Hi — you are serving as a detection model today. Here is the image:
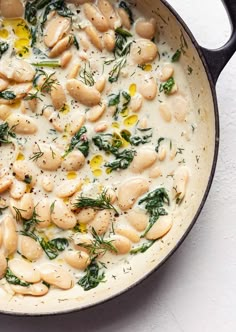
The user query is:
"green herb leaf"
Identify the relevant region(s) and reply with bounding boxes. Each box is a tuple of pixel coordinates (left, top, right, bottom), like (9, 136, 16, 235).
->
(155, 137, 165, 153)
(74, 191, 119, 215)
(0, 122, 16, 144)
(159, 77, 175, 95)
(0, 91, 16, 100)
(130, 240, 156, 254)
(48, 238, 69, 252)
(105, 149, 135, 172)
(5, 268, 31, 287)
(138, 188, 170, 237)
(32, 61, 61, 68)
(171, 49, 181, 62)
(0, 41, 9, 59)
(121, 128, 152, 146)
(78, 259, 105, 291)
(64, 126, 89, 157)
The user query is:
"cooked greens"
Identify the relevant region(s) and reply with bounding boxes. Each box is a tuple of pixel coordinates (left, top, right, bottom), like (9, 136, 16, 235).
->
(64, 126, 89, 157)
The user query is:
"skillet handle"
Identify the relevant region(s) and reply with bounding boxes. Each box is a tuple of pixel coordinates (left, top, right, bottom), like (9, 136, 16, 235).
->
(200, 0, 236, 84)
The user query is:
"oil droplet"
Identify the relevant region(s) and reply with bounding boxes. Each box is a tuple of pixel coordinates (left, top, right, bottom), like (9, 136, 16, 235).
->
(56, 258, 64, 264)
(124, 114, 138, 127)
(10, 101, 21, 109)
(90, 155, 103, 170)
(62, 134, 68, 140)
(59, 104, 70, 115)
(67, 171, 77, 180)
(129, 83, 137, 97)
(16, 152, 25, 161)
(63, 197, 69, 204)
(112, 122, 120, 129)
(106, 168, 112, 174)
(144, 64, 152, 71)
(92, 169, 102, 177)
(0, 29, 9, 39)
(78, 223, 87, 233)
(26, 184, 31, 193)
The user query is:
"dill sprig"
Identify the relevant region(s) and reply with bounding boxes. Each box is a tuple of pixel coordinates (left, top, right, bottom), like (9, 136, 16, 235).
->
(79, 63, 95, 86)
(29, 143, 44, 162)
(33, 69, 58, 94)
(130, 240, 156, 255)
(74, 190, 119, 216)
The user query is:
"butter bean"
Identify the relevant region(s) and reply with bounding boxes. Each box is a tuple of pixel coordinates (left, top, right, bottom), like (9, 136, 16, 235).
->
(118, 178, 149, 211)
(51, 199, 77, 229)
(66, 79, 101, 106)
(35, 198, 51, 229)
(76, 208, 96, 224)
(48, 34, 74, 58)
(10, 193, 34, 220)
(149, 166, 162, 179)
(60, 51, 73, 68)
(126, 210, 149, 232)
(41, 176, 54, 193)
(33, 143, 62, 171)
(89, 210, 111, 235)
(104, 30, 116, 52)
(95, 76, 106, 92)
(159, 64, 174, 82)
(131, 147, 157, 173)
(159, 103, 172, 122)
(73, 233, 93, 252)
(67, 113, 86, 135)
(50, 82, 66, 110)
(84, 26, 103, 51)
(11, 282, 49, 296)
(44, 14, 71, 48)
(62, 150, 85, 171)
(110, 235, 131, 255)
(65, 250, 90, 270)
(146, 215, 172, 240)
(56, 180, 81, 198)
(118, 8, 131, 30)
(139, 74, 157, 100)
(94, 121, 108, 132)
(173, 166, 189, 202)
(68, 63, 81, 79)
(0, 105, 11, 120)
(12, 160, 36, 185)
(2, 215, 18, 256)
(131, 39, 158, 65)
(135, 18, 156, 40)
(97, 0, 118, 29)
(0, 58, 35, 83)
(0, 176, 12, 194)
(40, 264, 74, 289)
(83, 3, 109, 32)
(0, 78, 9, 92)
(8, 258, 41, 283)
(0, 252, 7, 279)
(115, 227, 140, 243)
(87, 102, 106, 122)
(6, 114, 37, 135)
(0, 0, 23, 18)
(158, 147, 167, 161)
(19, 235, 43, 261)
(173, 96, 188, 122)
(129, 93, 143, 113)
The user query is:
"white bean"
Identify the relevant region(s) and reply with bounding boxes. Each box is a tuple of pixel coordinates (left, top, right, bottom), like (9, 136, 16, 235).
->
(159, 64, 174, 82)
(0, 78, 9, 92)
(56, 180, 81, 198)
(67, 113, 86, 136)
(62, 150, 85, 171)
(12, 160, 36, 185)
(50, 82, 67, 110)
(110, 235, 131, 255)
(104, 30, 116, 52)
(118, 177, 149, 211)
(115, 227, 140, 243)
(135, 18, 156, 40)
(97, 0, 117, 29)
(11, 282, 49, 296)
(173, 96, 188, 122)
(8, 259, 41, 283)
(129, 93, 143, 113)
(146, 215, 172, 240)
(44, 14, 71, 48)
(19, 235, 43, 261)
(65, 250, 90, 270)
(76, 208, 96, 224)
(89, 210, 111, 235)
(6, 114, 37, 135)
(51, 199, 77, 229)
(159, 103, 172, 122)
(131, 39, 158, 65)
(0, 0, 23, 18)
(94, 121, 108, 132)
(158, 147, 167, 161)
(139, 74, 157, 100)
(0, 252, 7, 279)
(83, 3, 109, 32)
(73, 233, 93, 252)
(68, 63, 81, 79)
(10, 179, 26, 199)
(0, 58, 35, 83)
(40, 264, 74, 289)
(84, 26, 103, 51)
(173, 166, 189, 202)
(118, 8, 131, 30)
(66, 79, 101, 106)
(10, 193, 34, 220)
(35, 198, 51, 229)
(87, 102, 106, 122)
(60, 51, 73, 68)
(33, 143, 62, 171)
(126, 210, 149, 232)
(2, 215, 18, 256)
(41, 175, 54, 193)
(95, 76, 106, 93)
(0, 176, 12, 194)
(48, 34, 74, 58)
(149, 166, 162, 179)
(0, 105, 11, 120)
(131, 147, 157, 173)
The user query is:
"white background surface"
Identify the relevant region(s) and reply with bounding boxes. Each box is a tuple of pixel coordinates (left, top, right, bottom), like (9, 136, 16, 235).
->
(1, 0, 236, 331)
